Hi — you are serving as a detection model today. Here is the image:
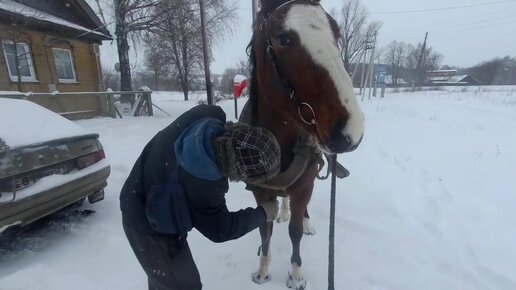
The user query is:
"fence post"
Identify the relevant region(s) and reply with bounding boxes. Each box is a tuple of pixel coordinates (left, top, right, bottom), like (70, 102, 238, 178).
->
(145, 91, 153, 116)
(108, 94, 116, 118)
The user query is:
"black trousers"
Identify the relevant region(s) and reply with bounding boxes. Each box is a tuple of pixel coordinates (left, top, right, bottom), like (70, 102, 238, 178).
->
(123, 222, 202, 290)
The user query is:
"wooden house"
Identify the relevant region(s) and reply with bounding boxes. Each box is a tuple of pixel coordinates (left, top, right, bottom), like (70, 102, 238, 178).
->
(0, 0, 113, 118)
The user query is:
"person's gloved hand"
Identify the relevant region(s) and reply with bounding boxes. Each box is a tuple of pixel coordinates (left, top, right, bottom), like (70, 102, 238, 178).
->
(259, 200, 279, 222)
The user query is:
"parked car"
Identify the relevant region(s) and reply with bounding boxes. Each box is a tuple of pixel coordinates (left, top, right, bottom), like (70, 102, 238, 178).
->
(0, 98, 110, 232)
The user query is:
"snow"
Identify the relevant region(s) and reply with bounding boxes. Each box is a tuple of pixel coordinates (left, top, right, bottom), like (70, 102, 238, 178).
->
(1, 88, 516, 289)
(0, 91, 23, 96)
(0, 0, 108, 38)
(234, 74, 247, 83)
(0, 98, 93, 149)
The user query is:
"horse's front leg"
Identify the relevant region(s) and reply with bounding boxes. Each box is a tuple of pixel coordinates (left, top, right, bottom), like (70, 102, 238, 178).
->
(252, 190, 275, 284)
(286, 174, 315, 289)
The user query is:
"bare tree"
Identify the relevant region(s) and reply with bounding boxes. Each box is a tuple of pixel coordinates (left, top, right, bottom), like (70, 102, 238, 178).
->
(237, 58, 251, 80)
(149, 0, 236, 101)
(113, 0, 159, 102)
(466, 56, 516, 85)
(334, 0, 381, 75)
(143, 34, 171, 90)
(407, 44, 443, 85)
(153, 0, 201, 100)
(92, 0, 109, 26)
(220, 67, 238, 95)
(384, 41, 408, 86)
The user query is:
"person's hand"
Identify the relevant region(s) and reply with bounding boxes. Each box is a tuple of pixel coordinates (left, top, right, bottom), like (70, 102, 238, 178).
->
(259, 200, 279, 222)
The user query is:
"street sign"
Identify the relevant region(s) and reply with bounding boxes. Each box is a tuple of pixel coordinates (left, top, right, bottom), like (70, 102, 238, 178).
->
(233, 75, 247, 99)
(233, 75, 247, 119)
(377, 64, 386, 84)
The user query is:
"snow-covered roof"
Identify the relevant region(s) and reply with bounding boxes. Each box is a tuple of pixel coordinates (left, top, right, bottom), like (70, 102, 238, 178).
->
(426, 70, 458, 74)
(0, 98, 93, 149)
(428, 76, 451, 81)
(0, 0, 110, 40)
(448, 75, 470, 83)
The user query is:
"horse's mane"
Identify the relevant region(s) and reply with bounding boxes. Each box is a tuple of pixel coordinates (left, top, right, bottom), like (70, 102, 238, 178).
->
(246, 26, 259, 125)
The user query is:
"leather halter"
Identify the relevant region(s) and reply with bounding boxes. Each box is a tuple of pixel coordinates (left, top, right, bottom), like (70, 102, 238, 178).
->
(260, 0, 319, 126)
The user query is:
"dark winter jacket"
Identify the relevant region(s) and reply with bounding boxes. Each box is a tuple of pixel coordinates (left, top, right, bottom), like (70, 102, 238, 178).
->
(120, 105, 266, 242)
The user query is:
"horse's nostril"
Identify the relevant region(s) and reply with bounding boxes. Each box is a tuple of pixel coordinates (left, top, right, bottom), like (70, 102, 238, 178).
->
(329, 119, 356, 153)
(329, 134, 353, 153)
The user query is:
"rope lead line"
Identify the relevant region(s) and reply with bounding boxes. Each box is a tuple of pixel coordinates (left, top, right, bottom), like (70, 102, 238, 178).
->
(328, 154, 337, 290)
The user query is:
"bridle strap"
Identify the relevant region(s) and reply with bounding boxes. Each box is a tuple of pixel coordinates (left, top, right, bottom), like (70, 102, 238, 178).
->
(260, 0, 298, 29)
(265, 39, 300, 107)
(261, 0, 320, 124)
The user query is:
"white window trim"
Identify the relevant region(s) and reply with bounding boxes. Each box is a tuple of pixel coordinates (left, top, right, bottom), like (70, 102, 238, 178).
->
(2, 40, 38, 82)
(52, 48, 78, 83)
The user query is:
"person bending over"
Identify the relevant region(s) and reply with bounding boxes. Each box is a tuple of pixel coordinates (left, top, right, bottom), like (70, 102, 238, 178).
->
(120, 104, 280, 290)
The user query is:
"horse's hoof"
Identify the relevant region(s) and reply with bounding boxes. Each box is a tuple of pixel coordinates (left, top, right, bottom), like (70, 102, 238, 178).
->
(287, 273, 307, 290)
(252, 272, 271, 284)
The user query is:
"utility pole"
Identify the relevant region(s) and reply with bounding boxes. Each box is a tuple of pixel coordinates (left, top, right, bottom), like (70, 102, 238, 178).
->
(367, 31, 377, 100)
(359, 34, 371, 96)
(352, 46, 366, 85)
(412, 32, 428, 92)
(252, 0, 257, 23)
(199, 0, 213, 104)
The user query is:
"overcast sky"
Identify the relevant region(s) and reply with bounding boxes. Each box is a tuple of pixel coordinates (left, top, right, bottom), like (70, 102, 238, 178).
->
(210, 0, 516, 74)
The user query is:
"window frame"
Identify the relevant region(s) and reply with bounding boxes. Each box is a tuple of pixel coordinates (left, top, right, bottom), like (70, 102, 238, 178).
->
(2, 40, 38, 82)
(52, 47, 77, 83)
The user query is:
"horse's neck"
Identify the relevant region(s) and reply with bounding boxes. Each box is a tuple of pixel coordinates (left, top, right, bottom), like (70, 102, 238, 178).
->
(256, 101, 302, 171)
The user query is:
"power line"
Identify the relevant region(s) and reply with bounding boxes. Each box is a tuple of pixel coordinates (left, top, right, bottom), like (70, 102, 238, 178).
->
(365, 0, 516, 15)
(381, 11, 516, 39)
(430, 19, 516, 37)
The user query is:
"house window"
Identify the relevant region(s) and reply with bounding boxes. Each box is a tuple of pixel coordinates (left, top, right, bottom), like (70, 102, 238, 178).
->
(2, 41, 37, 82)
(52, 48, 77, 83)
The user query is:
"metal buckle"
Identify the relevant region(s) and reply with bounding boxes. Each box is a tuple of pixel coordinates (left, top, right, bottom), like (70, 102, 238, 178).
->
(298, 102, 317, 125)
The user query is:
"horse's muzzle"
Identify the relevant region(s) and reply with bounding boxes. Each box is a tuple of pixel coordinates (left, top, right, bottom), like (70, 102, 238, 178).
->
(328, 118, 362, 153)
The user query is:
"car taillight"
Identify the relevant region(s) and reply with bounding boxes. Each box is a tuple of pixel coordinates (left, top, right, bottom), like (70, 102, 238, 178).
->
(76, 150, 106, 170)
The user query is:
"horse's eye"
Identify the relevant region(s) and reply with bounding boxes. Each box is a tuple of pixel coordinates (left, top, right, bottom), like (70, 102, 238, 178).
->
(277, 34, 291, 47)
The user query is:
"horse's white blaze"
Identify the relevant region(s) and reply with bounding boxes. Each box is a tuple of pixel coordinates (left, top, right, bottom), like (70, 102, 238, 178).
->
(284, 5, 364, 146)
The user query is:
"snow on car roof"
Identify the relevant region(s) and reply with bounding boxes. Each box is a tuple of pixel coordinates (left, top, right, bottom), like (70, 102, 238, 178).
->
(0, 98, 93, 149)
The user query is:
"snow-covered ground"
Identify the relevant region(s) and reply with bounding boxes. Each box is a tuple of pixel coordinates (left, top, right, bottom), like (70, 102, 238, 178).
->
(1, 88, 516, 290)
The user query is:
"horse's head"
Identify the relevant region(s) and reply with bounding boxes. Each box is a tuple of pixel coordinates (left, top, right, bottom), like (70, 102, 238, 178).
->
(251, 0, 364, 154)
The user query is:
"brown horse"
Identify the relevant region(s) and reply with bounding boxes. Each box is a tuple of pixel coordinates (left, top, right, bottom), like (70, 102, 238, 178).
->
(242, 0, 364, 289)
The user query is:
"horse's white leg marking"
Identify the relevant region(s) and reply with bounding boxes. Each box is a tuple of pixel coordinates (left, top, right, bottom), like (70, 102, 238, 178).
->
(277, 197, 291, 223)
(287, 263, 307, 289)
(285, 5, 364, 147)
(303, 216, 315, 235)
(252, 253, 272, 284)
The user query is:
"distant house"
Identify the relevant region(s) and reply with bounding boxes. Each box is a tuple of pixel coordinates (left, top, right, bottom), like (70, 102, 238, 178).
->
(0, 0, 111, 94)
(446, 75, 480, 85)
(425, 70, 479, 86)
(385, 75, 408, 86)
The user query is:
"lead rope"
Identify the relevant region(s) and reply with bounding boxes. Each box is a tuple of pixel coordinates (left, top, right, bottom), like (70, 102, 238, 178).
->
(328, 154, 337, 290)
